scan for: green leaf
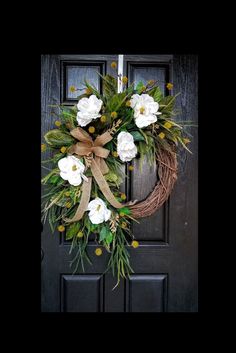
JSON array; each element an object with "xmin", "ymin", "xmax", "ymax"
[
  {"xmin": 99, "ymin": 74, "xmax": 117, "ymax": 98},
  {"xmin": 119, "ymin": 207, "xmax": 131, "ymax": 215},
  {"xmin": 100, "ymin": 226, "xmax": 108, "ymax": 241},
  {"xmin": 159, "ymin": 93, "xmax": 180, "ymax": 112},
  {"xmin": 105, "ymin": 231, "xmax": 113, "ymax": 245},
  {"xmin": 84, "ymin": 79, "xmax": 102, "ymax": 99},
  {"xmin": 41, "ymin": 168, "xmax": 60, "ymax": 184},
  {"xmin": 99, "ymin": 225, "xmax": 113, "ymax": 244},
  {"xmin": 105, "ymin": 171, "xmax": 118, "ymax": 183},
  {"xmin": 84, "ymin": 216, "xmax": 91, "ymax": 234},
  {"xmin": 148, "ymin": 86, "xmax": 163, "ymax": 102},
  {"xmin": 124, "ymin": 82, "xmax": 134, "ymax": 96},
  {"xmin": 52, "ymin": 153, "xmax": 66, "ymax": 163},
  {"xmin": 44, "ymin": 129, "xmax": 75, "ymax": 147},
  {"xmin": 106, "ymin": 93, "xmax": 125, "ymax": 112},
  {"xmin": 130, "ymin": 130, "xmax": 145, "ymax": 142},
  {"xmin": 49, "ymin": 175, "xmax": 61, "ymax": 185},
  {"xmin": 90, "ymin": 223, "xmax": 99, "ymax": 232},
  {"xmin": 135, "ymin": 81, "xmax": 144, "ymax": 94},
  {"xmin": 66, "ymin": 222, "xmax": 81, "ymax": 240}
]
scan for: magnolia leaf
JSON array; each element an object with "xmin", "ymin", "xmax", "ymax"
[
  {"xmin": 90, "ymin": 223, "xmax": 99, "ymax": 232},
  {"xmin": 130, "ymin": 130, "xmax": 145, "ymax": 142},
  {"xmin": 44, "ymin": 129, "xmax": 75, "ymax": 147},
  {"xmin": 100, "ymin": 226, "xmax": 108, "ymax": 241},
  {"xmin": 105, "ymin": 231, "xmax": 113, "ymax": 245}
]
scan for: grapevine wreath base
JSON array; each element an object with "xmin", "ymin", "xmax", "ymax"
[
  {"xmin": 41, "ymin": 68, "xmax": 191, "ymax": 287},
  {"xmin": 129, "ymin": 148, "xmax": 177, "ymax": 218}
]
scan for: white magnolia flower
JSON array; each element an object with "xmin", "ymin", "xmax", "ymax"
[
  {"xmin": 130, "ymin": 93, "xmax": 161, "ymax": 128},
  {"xmin": 76, "ymin": 94, "xmax": 103, "ymax": 127},
  {"xmin": 87, "ymin": 197, "xmax": 111, "ymax": 224},
  {"xmin": 58, "ymin": 155, "xmax": 87, "ymax": 186},
  {"xmin": 117, "ymin": 131, "xmax": 137, "ymax": 162}
]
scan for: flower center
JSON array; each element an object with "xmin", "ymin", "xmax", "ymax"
[
  {"xmin": 96, "ymin": 204, "xmax": 101, "ymax": 211},
  {"xmin": 72, "ymin": 165, "xmax": 78, "ymax": 171},
  {"xmin": 140, "ymin": 106, "xmax": 145, "ymax": 114}
]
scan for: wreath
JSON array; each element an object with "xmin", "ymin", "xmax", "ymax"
[{"xmin": 41, "ymin": 64, "xmax": 192, "ymax": 287}]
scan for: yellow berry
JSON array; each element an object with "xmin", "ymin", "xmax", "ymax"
[
  {"xmin": 100, "ymin": 115, "xmax": 107, "ymax": 123},
  {"xmin": 85, "ymin": 88, "xmax": 92, "ymax": 95},
  {"xmin": 58, "ymin": 225, "xmax": 65, "ymax": 232},
  {"xmin": 158, "ymin": 132, "xmax": 165, "ymax": 139},
  {"xmin": 95, "ymin": 248, "xmax": 102, "ymax": 256},
  {"xmin": 111, "ymin": 61, "xmax": 117, "ymax": 69},
  {"xmin": 41, "ymin": 144, "xmax": 46, "ymax": 152},
  {"xmin": 69, "ymin": 85, "xmax": 76, "ymax": 93},
  {"xmin": 141, "ymin": 85, "xmax": 146, "ymax": 92},
  {"xmin": 112, "ymin": 151, "xmax": 118, "ymax": 157},
  {"xmin": 55, "ymin": 120, "xmax": 61, "ymax": 127},
  {"xmin": 166, "ymin": 82, "xmax": 173, "ymax": 90},
  {"xmin": 183, "ymin": 138, "xmax": 191, "ymax": 144},
  {"xmin": 126, "ymin": 100, "xmax": 131, "ymax": 107},
  {"xmin": 77, "ymin": 231, "xmax": 83, "ymax": 238},
  {"xmin": 121, "ymin": 222, "xmax": 127, "ymax": 228},
  {"xmin": 60, "ymin": 146, "xmax": 67, "ymax": 153},
  {"xmin": 88, "ymin": 126, "xmax": 95, "ymax": 133},
  {"xmin": 122, "ymin": 76, "xmax": 128, "ymax": 84},
  {"xmin": 120, "ymin": 193, "xmax": 126, "ymax": 200},
  {"xmin": 131, "ymin": 240, "xmax": 139, "ymax": 248},
  {"xmin": 65, "ymin": 202, "xmax": 71, "ymax": 209},
  {"xmin": 128, "ymin": 165, "xmax": 134, "ymax": 171},
  {"xmin": 111, "ymin": 111, "xmax": 117, "ymax": 119},
  {"xmin": 147, "ymin": 79, "xmax": 155, "ymax": 86},
  {"xmin": 65, "ymin": 191, "xmax": 70, "ymax": 197},
  {"xmin": 119, "ymin": 212, "xmax": 125, "ymax": 217},
  {"xmin": 164, "ymin": 121, "xmax": 173, "ymax": 129}
]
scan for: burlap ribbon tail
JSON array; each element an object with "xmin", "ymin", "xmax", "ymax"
[{"xmin": 64, "ymin": 127, "xmax": 123, "ymax": 223}]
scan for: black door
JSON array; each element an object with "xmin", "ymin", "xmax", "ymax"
[{"xmin": 41, "ymin": 54, "xmax": 198, "ymax": 312}]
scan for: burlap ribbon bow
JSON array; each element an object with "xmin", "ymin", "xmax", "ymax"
[{"xmin": 64, "ymin": 127, "xmax": 123, "ymax": 223}]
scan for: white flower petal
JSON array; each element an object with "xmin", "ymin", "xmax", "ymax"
[
  {"xmin": 117, "ymin": 132, "xmax": 137, "ymax": 162},
  {"xmin": 76, "ymin": 95, "xmax": 102, "ymax": 126},
  {"xmin": 67, "ymin": 172, "xmax": 82, "ymax": 186},
  {"xmin": 135, "ymin": 114, "xmax": 157, "ymax": 128},
  {"xmin": 58, "ymin": 157, "xmax": 69, "ymax": 172},
  {"xmin": 58, "ymin": 156, "xmax": 85, "ymax": 185},
  {"xmin": 104, "ymin": 209, "xmax": 112, "ymax": 222},
  {"xmin": 87, "ymin": 197, "xmax": 111, "ymax": 224},
  {"xmin": 60, "ymin": 171, "xmax": 69, "ymax": 180},
  {"xmin": 130, "ymin": 93, "xmax": 161, "ymax": 128}
]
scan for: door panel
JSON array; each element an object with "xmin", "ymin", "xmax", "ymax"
[
  {"xmin": 41, "ymin": 54, "xmax": 198, "ymax": 312},
  {"xmin": 61, "ymin": 274, "xmax": 103, "ymax": 312},
  {"xmin": 61, "ymin": 60, "xmax": 105, "ymax": 104},
  {"xmin": 127, "ymin": 61, "xmax": 170, "ymax": 243},
  {"xmin": 126, "ymin": 275, "xmax": 167, "ymax": 312}
]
